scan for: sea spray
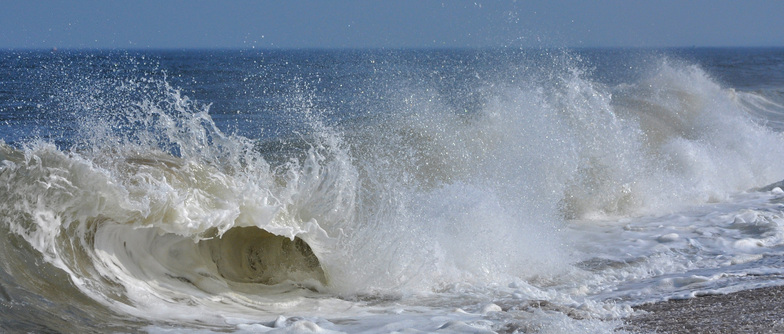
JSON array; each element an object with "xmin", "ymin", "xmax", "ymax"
[{"xmin": 2, "ymin": 49, "xmax": 784, "ymax": 332}]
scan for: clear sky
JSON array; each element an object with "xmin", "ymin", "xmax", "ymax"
[{"xmin": 2, "ymin": 0, "xmax": 783, "ymax": 49}]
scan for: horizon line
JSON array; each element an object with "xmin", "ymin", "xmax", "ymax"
[{"xmin": 3, "ymin": 45, "xmax": 784, "ymax": 52}]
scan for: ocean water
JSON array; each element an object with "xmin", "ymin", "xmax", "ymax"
[{"xmin": 1, "ymin": 47, "xmax": 784, "ymax": 333}]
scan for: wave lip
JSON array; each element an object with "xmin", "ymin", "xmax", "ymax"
[{"xmin": 0, "ymin": 137, "xmax": 338, "ymax": 325}]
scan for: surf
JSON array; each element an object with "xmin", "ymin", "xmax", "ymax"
[{"xmin": 2, "ymin": 48, "xmax": 784, "ymax": 332}]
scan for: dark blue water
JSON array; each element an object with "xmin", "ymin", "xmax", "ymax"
[{"xmin": 3, "ymin": 48, "xmax": 782, "ymax": 147}]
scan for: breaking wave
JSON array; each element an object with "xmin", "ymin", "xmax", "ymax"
[{"xmin": 2, "ymin": 50, "xmax": 784, "ymax": 330}]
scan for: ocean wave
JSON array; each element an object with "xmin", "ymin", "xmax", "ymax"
[{"xmin": 2, "ymin": 50, "xmax": 784, "ymax": 330}]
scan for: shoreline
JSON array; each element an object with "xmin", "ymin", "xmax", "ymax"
[{"xmin": 625, "ymin": 285, "xmax": 784, "ymax": 333}]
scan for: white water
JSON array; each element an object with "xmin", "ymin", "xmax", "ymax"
[{"xmin": 2, "ymin": 55, "xmax": 784, "ymax": 332}]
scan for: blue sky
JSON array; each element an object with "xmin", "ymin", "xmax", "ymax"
[{"xmin": 2, "ymin": 0, "xmax": 783, "ymax": 49}]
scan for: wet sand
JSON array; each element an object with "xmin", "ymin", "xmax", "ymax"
[{"xmin": 626, "ymin": 285, "xmax": 784, "ymax": 333}]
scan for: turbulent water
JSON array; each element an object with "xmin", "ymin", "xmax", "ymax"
[{"xmin": 1, "ymin": 48, "xmax": 784, "ymax": 333}]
